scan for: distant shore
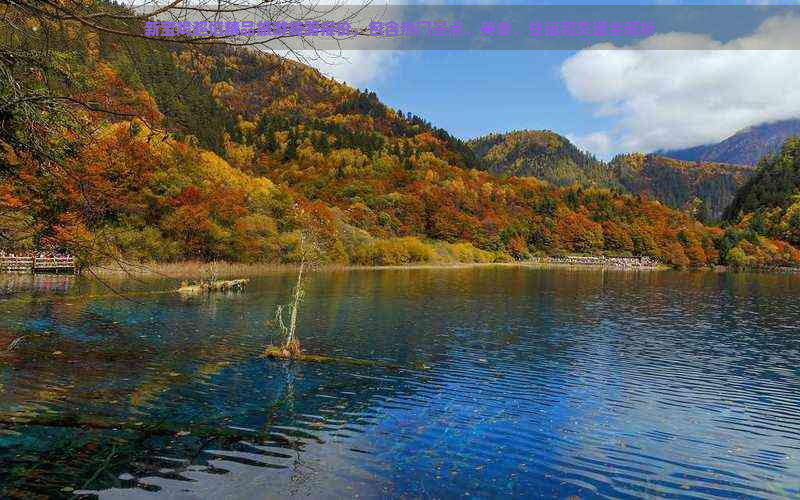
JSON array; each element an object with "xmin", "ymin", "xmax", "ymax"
[
  {"xmin": 4, "ymin": 257, "xmax": 799, "ymax": 282},
  {"xmin": 527, "ymin": 255, "xmax": 664, "ymax": 270},
  {"xmin": 84, "ymin": 255, "xmax": 670, "ymax": 280}
]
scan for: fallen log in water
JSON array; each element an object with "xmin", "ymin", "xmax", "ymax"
[
  {"xmin": 176, "ymin": 278, "xmax": 249, "ymax": 293},
  {"xmin": 263, "ymin": 345, "xmax": 429, "ymax": 371}
]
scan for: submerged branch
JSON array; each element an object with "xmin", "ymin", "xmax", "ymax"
[
  {"xmin": 263, "ymin": 345, "xmax": 429, "ymax": 371},
  {"xmin": 176, "ymin": 278, "xmax": 249, "ymax": 294}
]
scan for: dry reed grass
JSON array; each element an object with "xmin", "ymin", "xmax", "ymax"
[{"xmin": 88, "ymin": 260, "xmax": 320, "ymax": 280}]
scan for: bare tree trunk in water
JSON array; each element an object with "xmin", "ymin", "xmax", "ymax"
[{"xmin": 285, "ymin": 256, "xmax": 305, "ymax": 355}]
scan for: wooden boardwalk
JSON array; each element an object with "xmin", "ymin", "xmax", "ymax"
[{"xmin": 0, "ymin": 255, "xmax": 76, "ymax": 274}]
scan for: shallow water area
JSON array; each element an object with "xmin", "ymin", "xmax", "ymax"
[{"xmin": 0, "ymin": 266, "xmax": 799, "ymax": 498}]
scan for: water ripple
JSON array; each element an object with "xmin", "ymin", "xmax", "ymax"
[{"xmin": 0, "ymin": 268, "xmax": 799, "ymax": 498}]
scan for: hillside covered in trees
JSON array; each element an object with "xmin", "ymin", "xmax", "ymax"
[
  {"xmin": 470, "ymin": 131, "xmax": 756, "ymax": 222},
  {"xmin": 467, "ymin": 130, "xmax": 618, "ymax": 189},
  {"xmin": 723, "ymin": 138, "xmax": 800, "ymax": 260},
  {"xmin": 610, "ymin": 154, "xmax": 755, "ymax": 222},
  {"xmin": 2, "ymin": 2, "xmax": 799, "ymax": 270}
]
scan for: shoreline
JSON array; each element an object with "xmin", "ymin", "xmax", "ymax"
[
  {"xmin": 5, "ymin": 257, "xmax": 799, "ymax": 281},
  {"xmin": 83, "ymin": 255, "xmax": 669, "ymax": 280}
]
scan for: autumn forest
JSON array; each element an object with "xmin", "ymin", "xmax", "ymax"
[{"xmin": 3, "ymin": 2, "xmax": 800, "ymax": 271}]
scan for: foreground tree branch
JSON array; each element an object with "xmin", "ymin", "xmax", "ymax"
[{"xmin": 0, "ymin": 0, "xmax": 375, "ymax": 270}]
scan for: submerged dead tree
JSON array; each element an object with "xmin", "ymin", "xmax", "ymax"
[
  {"xmin": 273, "ymin": 245, "xmax": 307, "ymax": 356},
  {"xmin": 263, "ymin": 212, "xmax": 425, "ymax": 370},
  {"xmin": 267, "ymin": 229, "xmax": 316, "ymax": 358},
  {"xmin": 285, "ymin": 253, "xmax": 305, "ymax": 353}
]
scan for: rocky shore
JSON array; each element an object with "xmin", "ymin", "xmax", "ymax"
[{"xmin": 530, "ymin": 255, "xmax": 663, "ymax": 269}]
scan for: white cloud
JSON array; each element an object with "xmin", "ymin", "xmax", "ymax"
[
  {"xmin": 567, "ymin": 132, "xmax": 615, "ymax": 159},
  {"xmin": 560, "ymin": 15, "xmax": 800, "ymax": 155},
  {"xmin": 300, "ymin": 49, "xmax": 401, "ymax": 87},
  {"xmin": 270, "ymin": 0, "xmax": 402, "ymax": 88}
]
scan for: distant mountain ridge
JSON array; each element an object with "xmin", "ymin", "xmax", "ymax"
[
  {"xmin": 660, "ymin": 119, "xmax": 800, "ymax": 166},
  {"xmin": 610, "ymin": 154, "xmax": 755, "ymax": 222},
  {"xmin": 470, "ymin": 130, "xmax": 754, "ymax": 221},
  {"xmin": 467, "ymin": 130, "xmax": 619, "ymax": 189},
  {"xmin": 723, "ymin": 137, "xmax": 800, "ymax": 247}
]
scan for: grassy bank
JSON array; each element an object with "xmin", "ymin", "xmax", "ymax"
[
  {"xmin": 87, "ymin": 254, "xmax": 674, "ymax": 280},
  {"xmin": 88, "ymin": 261, "xmax": 318, "ymax": 280}
]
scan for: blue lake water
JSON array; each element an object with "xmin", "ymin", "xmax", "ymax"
[{"xmin": 0, "ymin": 267, "xmax": 799, "ymax": 498}]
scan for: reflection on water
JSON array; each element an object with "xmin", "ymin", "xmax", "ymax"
[
  {"xmin": 0, "ymin": 273, "xmax": 75, "ymax": 296},
  {"xmin": 0, "ymin": 267, "xmax": 799, "ymax": 498}
]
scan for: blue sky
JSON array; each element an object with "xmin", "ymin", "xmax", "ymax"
[
  {"xmin": 317, "ymin": 49, "xmax": 618, "ymax": 154},
  {"xmin": 309, "ymin": 1, "xmax": 800, "ymax": 158},
  {"xmin": 365, "ymin": 50, "xmax": 599, "ymax": 142}
]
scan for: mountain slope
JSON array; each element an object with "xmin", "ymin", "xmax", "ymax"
[
  {"xmin": 470, "ymin": 131, "xmax": 754, "ymax": 222},
  {"xmin": 2, "ymin": 3, "xmax": 799, "ymax": 269},
  {"xmin": 723, "ymin": 138, "xmax": 800, "ymax": 247},
  {"xmin": 610, "ymin": 154, "xmax": 756, "ymax": 222},
  {"xmin": 661, "ymin": 119, "xmax": 800, "ymax": 165},
  {"xmin": 468, "ymin": 130, "xmax": 618, "ymax": 188}
]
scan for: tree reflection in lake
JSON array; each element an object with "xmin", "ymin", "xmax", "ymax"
[{"xmin": 0, "ymin": 267, "xmax": 798, "ymax": 498}]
